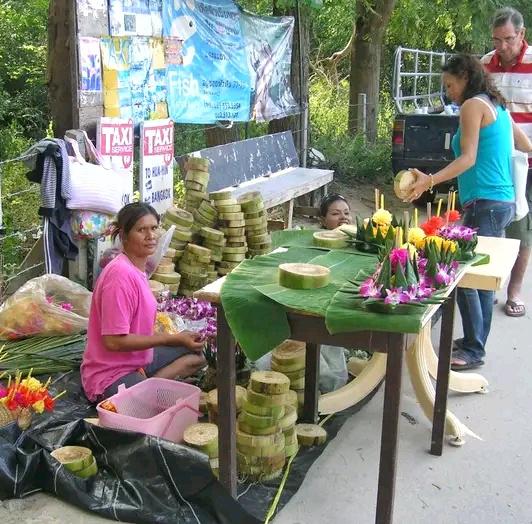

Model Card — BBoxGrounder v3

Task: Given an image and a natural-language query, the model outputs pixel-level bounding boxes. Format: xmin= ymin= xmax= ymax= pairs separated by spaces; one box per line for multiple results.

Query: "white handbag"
xmin=511 ymin=124 xmax=530 ymax=222
xmin=65 ymin=133 xmax=130 ymax=215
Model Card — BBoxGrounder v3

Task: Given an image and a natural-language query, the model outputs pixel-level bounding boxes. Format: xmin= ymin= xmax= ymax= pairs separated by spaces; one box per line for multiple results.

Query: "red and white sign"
xmin=96 ymin=117 xmax=134 ymax=207
xmin=97 ymin=117 xmax=134 ymax=171
xmin=140 ymin=119 xmax=175 ymax=214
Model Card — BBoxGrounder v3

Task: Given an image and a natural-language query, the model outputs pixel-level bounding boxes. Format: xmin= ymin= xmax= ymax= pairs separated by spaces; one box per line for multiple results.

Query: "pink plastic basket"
xmin=96 ymin=378 xmax=201 ymax=443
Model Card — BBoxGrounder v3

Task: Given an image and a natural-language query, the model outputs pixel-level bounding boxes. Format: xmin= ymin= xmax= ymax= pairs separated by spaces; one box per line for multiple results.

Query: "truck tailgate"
xmin=403 ymin=114 xmax=459 ymax=161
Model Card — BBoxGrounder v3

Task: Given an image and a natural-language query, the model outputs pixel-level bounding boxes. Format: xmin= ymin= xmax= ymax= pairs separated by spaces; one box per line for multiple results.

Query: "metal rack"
xmin=392 ymin=46 xmax=452 ymax=113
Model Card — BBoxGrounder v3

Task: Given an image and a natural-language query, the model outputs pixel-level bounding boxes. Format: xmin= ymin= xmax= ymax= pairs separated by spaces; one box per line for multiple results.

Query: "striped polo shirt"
xmin=482 ymin=41 xmax=532 ymax=166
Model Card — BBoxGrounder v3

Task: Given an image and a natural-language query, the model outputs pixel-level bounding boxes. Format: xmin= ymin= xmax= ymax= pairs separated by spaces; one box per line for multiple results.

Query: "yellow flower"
xmin=372 ymin=209 xmax=393 ymax=227
xmin=424 ymin=235 xmax=443 ymax=249
xmin=21 ymin=377 xmax=43 ymax=392
xmin=407 ymin=227 xmax=426 ymax=249
xmin=32 ymin=400 xmax=45 ymax=414
xmin=401 ymin=242 xmax=417 ymax=257
xmin=442 ymin=239 xmax=457 ymax=253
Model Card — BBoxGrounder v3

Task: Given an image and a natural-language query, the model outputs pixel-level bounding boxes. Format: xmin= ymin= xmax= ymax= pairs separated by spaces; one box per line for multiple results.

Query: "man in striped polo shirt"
xmin=482 ymin=7 xmax=532 ymax=318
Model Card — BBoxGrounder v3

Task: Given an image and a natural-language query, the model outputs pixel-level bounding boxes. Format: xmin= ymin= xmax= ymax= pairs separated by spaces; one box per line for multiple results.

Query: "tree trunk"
xmin=348 ymin=0 xmax=397 ymax=142
xmin=47 ymin=0 xmax=74 ymax=137
xmin=268 ymin=1 xmax=310 ymax=164
xmin=204 ymin=124 xmax=241 ymax=148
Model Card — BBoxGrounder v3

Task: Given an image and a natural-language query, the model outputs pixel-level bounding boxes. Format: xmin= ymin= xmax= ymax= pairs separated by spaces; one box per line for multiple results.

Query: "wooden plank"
xmin=375 ymin=333 xmax=405 ymax=524
xmin=73 ymin=0 xmax=108 ymax=132
xmin=302 ymin=343 xmax=320 ymax=423
xmin=430 ymin=288 xmax=456 ymax=456
xmin=285 ymin=199 xmax=295 ymax=229
xmin=459 ymin=236 xmax=520 ymax=291
xmin=216 ymin=305 xmax=237 ymax=496
xmin=218 ymin=167 xmax=334 ymax=209
xmin=294 ymin=205 xmax=320 ymax=217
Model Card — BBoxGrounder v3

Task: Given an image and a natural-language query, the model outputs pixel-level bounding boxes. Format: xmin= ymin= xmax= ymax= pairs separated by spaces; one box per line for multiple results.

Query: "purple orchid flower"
xmin=384 ymin=288 xmax=402 ymax=305
xmin=360 ymin=278 xmax=383 ymax=298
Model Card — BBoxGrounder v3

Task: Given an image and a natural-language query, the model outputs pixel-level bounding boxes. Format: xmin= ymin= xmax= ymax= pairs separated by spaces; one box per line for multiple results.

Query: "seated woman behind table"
xmin=319 ymin=193 xmax=352 ymax=230
xmin=319 ymin=193 xmax=355 ymax=391
xmin=81 ymin=202 xmax=205 ymax=403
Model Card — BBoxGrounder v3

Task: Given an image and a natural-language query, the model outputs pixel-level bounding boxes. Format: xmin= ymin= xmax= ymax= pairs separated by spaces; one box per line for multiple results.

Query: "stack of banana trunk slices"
xmin=271 ymin=340 xmax=307 ymax=416
xmin=183 ymin=157 xmax=211 ymax=212
xmin=236 ymin=371 xmax=297 ymax=480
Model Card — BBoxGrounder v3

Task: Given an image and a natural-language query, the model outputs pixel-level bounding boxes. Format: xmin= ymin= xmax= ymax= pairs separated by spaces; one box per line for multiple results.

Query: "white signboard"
xmin=139 ymin=119 xmax=175 ymax=214
xmin=96 ymin=117 xmax=134 ymax=208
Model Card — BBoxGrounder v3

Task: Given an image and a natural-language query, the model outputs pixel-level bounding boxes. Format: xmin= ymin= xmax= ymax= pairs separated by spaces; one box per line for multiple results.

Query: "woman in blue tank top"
xmin=407 ymin=54 xmax=531 ymax=370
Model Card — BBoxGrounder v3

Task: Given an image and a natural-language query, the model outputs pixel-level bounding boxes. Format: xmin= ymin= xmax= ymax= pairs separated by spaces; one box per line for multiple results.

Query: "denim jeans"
xmin=456 ymin=199 xmax=515 ymax=361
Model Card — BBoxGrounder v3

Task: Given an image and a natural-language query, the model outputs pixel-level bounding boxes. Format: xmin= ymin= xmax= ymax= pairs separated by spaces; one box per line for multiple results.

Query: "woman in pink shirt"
xmin=81 ymin=203 xmax=205 ymax=402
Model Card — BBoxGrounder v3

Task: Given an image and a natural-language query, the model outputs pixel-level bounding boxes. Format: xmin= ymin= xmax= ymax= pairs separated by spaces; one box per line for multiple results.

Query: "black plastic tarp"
xmin=0 ymin=371 xmax=380 ymax=523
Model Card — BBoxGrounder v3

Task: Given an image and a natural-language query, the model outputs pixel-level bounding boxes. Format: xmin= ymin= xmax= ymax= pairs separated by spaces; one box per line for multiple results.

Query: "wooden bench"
xmin=180 ymin=131 xmax=334 ymax=228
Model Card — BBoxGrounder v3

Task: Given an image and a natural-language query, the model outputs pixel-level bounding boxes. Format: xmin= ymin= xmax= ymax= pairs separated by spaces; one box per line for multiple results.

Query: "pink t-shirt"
xmin=81 ymin=253 xmax=157 ymax=401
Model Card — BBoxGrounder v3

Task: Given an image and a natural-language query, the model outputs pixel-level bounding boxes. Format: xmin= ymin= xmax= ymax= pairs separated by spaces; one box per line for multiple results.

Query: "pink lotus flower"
xmin=389 ymin=248 xmax=409 ymax=271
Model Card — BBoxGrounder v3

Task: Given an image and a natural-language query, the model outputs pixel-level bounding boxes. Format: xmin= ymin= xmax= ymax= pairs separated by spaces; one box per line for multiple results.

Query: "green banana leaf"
xmin=271 ymin=228 xmax=376 ymax=257
xmin=325 ymin=280 xmax=428 ymax=334
xmin=255 ymin=249 xmax=378 ymax=317
xmin=220 ymin=247 xmax=319 ymax=361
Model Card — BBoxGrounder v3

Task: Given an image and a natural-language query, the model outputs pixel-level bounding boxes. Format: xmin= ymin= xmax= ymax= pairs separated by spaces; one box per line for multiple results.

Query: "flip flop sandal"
xmin=450 ymin=350 xmax=484 ymax=371
xmin=504 ymin=300 xmax=526 ymax=318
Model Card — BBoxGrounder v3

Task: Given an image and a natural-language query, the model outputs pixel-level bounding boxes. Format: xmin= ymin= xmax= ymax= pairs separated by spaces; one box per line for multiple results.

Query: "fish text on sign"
xmin=168 ymin=71 xmax=200 ymax=97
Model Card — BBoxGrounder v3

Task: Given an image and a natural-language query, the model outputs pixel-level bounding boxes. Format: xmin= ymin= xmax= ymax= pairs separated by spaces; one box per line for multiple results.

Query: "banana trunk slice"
xmin=247 ymin=389 xmax=288 ymax=406
xmin=289 ymin=376 xmax=305 ymax=389
xmin=75 ymin=456 xmax=98 ymax=478
xmin=313 ymin=230 xmax=349 ymax=249
xmin=236 ymin=428 xmax=283 ymax=448
xmin=243 ymin=400 xmax=285 ymax=418
xmin=240 ymin=409 xmax=285 ymax=428
xmin=207 ymin=385 xmax=247 ymax=413
xmin=151 ymin=271 xmax=181 ymax=284
xmin=183 ymin=423 xmax=219 ymax=458
xmin=284 ymin=441 xmax=299 ymax=458
xmin=238 ymin=418 xmax=279 ymax=436
xmin=237 ymin=439 xmax=285 ymax=458
xmin=272 ymin=339 xmax=306 ymax=365
xmin=237 ymin=452 xmax=286 ymax=469
xmin=166 ymin=208 xmax=194 ymax=227
xmin=210 ymin=190 xmax=234 ymax=201
xmin=278 ymin=405 xmax=298 ymax=430
xmin=278 ymin=263 xmax=330 ymax=290
xmin=50 ymin=446 xmax=93 ymax=472
xmin=296 ymin=424 xmax=327 ymax=446
xmin=185 ymin=157 xmax=210 ymax=172
xmin=270 ymin=365 xmax=305 ymax=381
xmin=250 ymin=371 xmax=290 ymax=395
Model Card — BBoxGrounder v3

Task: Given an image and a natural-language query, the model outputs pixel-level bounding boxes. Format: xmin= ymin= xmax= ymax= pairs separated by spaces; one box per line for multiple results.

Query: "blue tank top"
xmin=451 ymin=98 xmax=514 ymax=205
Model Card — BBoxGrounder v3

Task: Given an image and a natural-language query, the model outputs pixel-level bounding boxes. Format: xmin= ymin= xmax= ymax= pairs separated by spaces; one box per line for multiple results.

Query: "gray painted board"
xmin=179 ymin=131 xmax=300 ymax=192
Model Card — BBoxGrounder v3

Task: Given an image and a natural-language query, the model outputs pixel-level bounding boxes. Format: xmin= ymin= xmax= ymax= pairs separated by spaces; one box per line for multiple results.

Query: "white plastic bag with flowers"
xmin=0 ymin=275 xmax=91 ymax=340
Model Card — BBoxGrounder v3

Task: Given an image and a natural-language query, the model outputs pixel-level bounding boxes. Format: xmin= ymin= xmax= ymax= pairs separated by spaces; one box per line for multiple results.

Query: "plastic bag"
xmin=319 ymin=345 xmax=348 ymax=393
xmin=256 ymin=345 xmax=348 ymax=393
xmin=0 ymin=275 xmax=92 ymax=340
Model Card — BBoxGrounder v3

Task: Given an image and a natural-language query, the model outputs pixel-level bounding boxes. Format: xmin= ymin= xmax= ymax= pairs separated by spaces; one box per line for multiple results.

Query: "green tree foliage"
xmin=0 ymin=0 xmax=49 ymax=152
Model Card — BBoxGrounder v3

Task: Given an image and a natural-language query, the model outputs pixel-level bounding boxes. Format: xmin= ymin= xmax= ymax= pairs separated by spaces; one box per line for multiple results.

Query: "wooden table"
xmin=194 ymin=236 xmax=519 ymax=524
xmin=196 ymin=286 xmax=459 ymax=524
